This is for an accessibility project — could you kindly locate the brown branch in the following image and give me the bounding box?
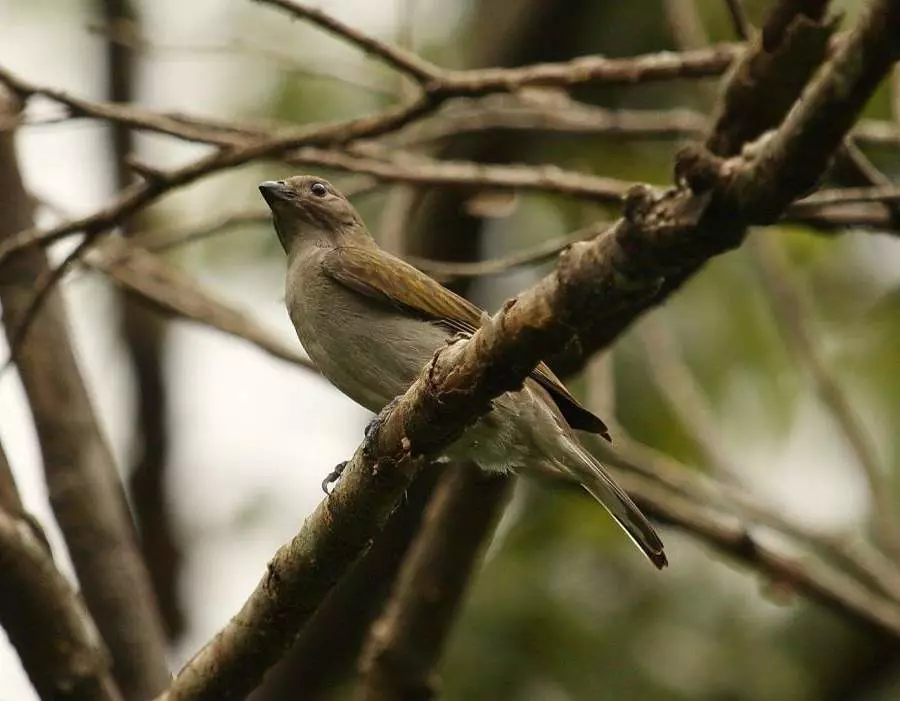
[436,43,743,95]
[399,97,710,143]
[706,0,834,157]
[152,4,900,698]
[100,0,187,644]
[0,507,123,701]
[253,0,439,84]
[795,183,900,207]
[247,470,443,701]
[357,465,511,701]
[0,64,248,148]
[85,236,316,370]
[288,145,636,203]
[725,1,900,221]
[0,89,171,699]
[596,432,900,603]
[0,432,24,517]
[0,44,744,156]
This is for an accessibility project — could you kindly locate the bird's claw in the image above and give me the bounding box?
[322,461,347,495]
[364,415,382,443]
[364,396,401,446]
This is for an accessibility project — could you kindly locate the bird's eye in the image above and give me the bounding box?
[310,182,328,197]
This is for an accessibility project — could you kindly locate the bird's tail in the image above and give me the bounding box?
[561,437,668,569]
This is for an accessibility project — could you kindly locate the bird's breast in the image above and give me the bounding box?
[285,259,448,414]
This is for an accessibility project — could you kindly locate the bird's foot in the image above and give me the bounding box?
[364,396,401,448]
[321,461,347,495]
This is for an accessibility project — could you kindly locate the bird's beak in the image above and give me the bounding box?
[259,180,292,205]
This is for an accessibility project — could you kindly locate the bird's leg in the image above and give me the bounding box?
[364,395,401,447]
[321,461,347,495]
[325,398,403,495]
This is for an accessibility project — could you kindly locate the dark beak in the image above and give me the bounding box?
[259,180,291,205]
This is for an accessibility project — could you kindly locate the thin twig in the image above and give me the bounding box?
[408,224,604,280]
[750,234,900,560]
[637,316,745,485]
[724,0,754,40]
[603,432,900,602]
[253,0,440,85]
[85,237,316,371]
[616,468,900,637]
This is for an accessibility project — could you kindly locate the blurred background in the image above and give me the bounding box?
[1,0,899,699]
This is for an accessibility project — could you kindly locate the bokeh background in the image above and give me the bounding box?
[1,0,899,699]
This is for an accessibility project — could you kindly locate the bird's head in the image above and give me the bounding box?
[259,175,369,253]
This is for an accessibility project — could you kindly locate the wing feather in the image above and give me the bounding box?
[322,246,609,439]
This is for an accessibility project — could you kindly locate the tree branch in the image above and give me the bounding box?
[85,236,315,371]
[357,465,511,701]
[0,88,170,699]
[253,0,440,84]
[152,2,900,698]
[0,507,123,701]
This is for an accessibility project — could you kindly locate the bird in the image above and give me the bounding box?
[259,175,667,569]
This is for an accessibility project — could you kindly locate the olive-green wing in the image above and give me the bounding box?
[322,246,610,439]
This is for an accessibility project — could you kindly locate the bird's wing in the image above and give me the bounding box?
[322,245,610,439]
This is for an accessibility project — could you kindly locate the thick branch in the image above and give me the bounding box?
[0,90,171,698]
[726,0,900,220]
[0,508,123,701]
[357,466,511,701]
[155,3,900,698]
[706,0,834,156]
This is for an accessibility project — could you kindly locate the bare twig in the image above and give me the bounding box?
[408,224,605,281]
[86,236,315,370]
[401,97,710,143]
[750,234,900,559]
[616,469,900,637]
[601,432,900,602]
[637,316,744,484]
[0,65,249,148]
[253,0,440,85]
[290,145,636,202]
[724,0,754,40]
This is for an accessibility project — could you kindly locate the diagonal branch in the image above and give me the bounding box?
[85,237,315,370]
[0,506,123,701]
[154,3,900,698]
[253,0,440,84]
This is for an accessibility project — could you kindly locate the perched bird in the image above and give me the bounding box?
[259,175,667,569]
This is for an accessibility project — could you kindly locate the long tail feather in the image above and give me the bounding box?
[562,438,667,569]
